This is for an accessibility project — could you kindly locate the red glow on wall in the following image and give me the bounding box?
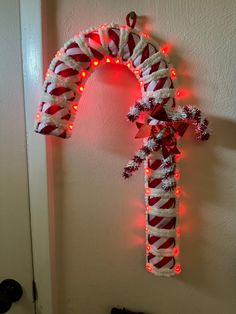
[178,204,186,216]
[146,263,153,272]
[176,227,181,237]
[175,88,190,99]
[175,153,181,161]
[174,263,181,274]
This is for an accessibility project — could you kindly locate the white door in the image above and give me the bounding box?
[0,0,35,313]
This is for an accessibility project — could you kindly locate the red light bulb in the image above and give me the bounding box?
[134,69,139,75]
[174,169,180,180]
[68,124,73,130]
[72,104,78,111]
[175,186,181,197]
[35,112,41,121]
[173,246,180,257]
[145,227,149,233]
[170,68,177,79]
[175,153,181,161]
[174,263,181,274]
[106,57,111,63]
[93,60,99,67]
[145,205,150,212]
[115,59,120,64]
[127,62,131,68]
[144,168,151,175]
[145,188,151,195]
[81,70,87,78]
[78,85,84,92]
[146,263,153,272]
[146,244,151,252]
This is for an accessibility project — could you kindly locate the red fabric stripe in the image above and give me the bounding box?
[148,196,160,206]
[61,113,71,120]
[54,61,78,77]
[49,86,71,96]
[66,42,91,63]
[89,46,104,60]
[162,218,176,229]
[148,159,162,170]
[158,237,176,249]
[148,235,160,245]
[85,32,102,45]
[148,178,162,188]
[59,131,67,139]
[39,125,57,134]
[125,33,136,59]
[161,198,176,209]
[148,215,163,226]
[155,256,174,269]
[44,104,63,115]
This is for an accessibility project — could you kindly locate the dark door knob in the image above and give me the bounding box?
[0,279,23,313]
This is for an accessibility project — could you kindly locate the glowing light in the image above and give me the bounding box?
[176,227,181,237]
[45,71,50,78]
[144,168,151,175]
[145,205,150,212]
[175,153,181,161]
[92,60,99,67]
[81,70,87,78]
[134,70,140,75]
[174,169,180,180]
[161,43,171,56]
[68,124,73,130]
[173,246,180,257]
[35,112,41,121]
[170,68,177,79]
[176,186,181,197]
[140,81,144,87]
[145,188,151,195]
[127,62,131,68]
[174,263,181,274]
[146,244,151,252]
[146,263,153,272]
[115,59,120,64]
[72,104,78,111]
[56,50,63,58]
[145,227,149,233]
[106,57,111,63]
[78,85,84,92]
[176,89,182,98]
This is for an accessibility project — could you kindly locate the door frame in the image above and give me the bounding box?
[20,0,53,313]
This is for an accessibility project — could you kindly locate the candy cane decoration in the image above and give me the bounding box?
[35,12,210,277]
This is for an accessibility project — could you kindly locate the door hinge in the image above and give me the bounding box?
[32,280,38,302]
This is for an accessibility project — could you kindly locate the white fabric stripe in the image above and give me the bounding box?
[142,68,169,83]
[148,226,176,237]
[137,51,163,71]
[149,247,173,256]
[41,92,80,105]
[54,63,70,73]
[118,27,130,56]
[66,47,83,55]
[151,267,175,277]
[130,36,147,61]
[74,34,93,57]
[149,207,177,217]
[98,27,109,54]
[59,54,83,71]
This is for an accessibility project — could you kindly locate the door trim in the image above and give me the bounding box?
[20,0,53,313]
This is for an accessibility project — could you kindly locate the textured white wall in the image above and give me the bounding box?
[44,1,236,313]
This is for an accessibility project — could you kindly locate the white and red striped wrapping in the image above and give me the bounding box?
[144,152,179,277]
[35,19,210,277]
